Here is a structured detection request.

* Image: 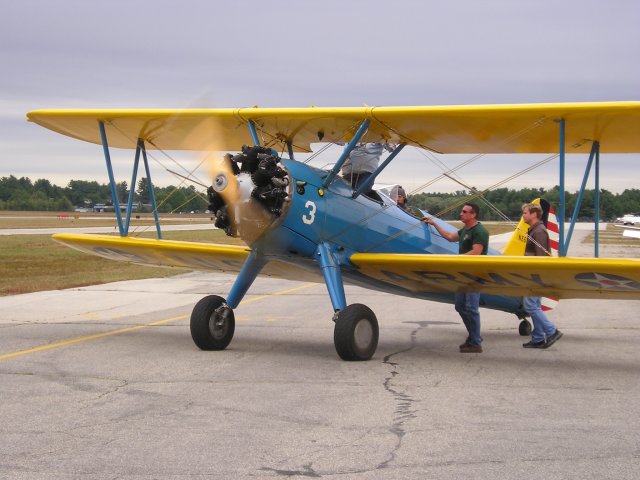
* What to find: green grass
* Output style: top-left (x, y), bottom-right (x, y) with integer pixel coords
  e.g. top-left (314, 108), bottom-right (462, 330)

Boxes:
top-left (0, 229), bottom-right (244, 296)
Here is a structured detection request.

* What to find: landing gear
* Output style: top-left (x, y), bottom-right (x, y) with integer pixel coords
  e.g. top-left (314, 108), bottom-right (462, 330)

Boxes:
top-left (519, 319), bottom-right (532, 336)
top-left (333, 304), bottom-right (379, 361)
top-left (190, 295), bottom-right (235, 350)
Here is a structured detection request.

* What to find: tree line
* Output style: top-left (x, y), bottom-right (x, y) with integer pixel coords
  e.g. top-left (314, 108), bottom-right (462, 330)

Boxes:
top-left (2, 174), bottom-right (640, 220)
top-left (410, 186), bottom-right (640, 221)
top-left (0, 176), bottom-right (207, 213)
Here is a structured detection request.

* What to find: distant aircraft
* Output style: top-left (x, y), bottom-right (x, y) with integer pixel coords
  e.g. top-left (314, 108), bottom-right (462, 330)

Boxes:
top-left (27, 102), bottom-right (640, 360)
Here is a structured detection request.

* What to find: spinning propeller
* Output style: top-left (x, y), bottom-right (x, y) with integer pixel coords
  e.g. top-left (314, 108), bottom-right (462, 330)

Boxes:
top-left (179, 115), bottom-right (291, 245)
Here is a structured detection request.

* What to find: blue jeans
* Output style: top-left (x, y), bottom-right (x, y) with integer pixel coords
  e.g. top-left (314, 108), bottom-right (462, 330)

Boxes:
top-left (455, 291), bottom-right (482, 345)
top-left (343, 172), bottom-right (382, 202)
top-left (344, 171), bottom-right (373, 189)
top-left (523, 296), bottom-right (557, 342)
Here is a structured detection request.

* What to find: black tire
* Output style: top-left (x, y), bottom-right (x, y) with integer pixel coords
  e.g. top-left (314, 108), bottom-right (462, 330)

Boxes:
top-left (190, 295), bottom-right (235, 350)
top-left (519, 319), bottom-right (532, 336)
top-left (333, 304), bottom-right (379, 361)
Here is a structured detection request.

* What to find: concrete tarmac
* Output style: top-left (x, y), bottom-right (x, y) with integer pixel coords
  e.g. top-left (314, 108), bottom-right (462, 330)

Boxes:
top-left (2, 229), bottom-right (640, 479)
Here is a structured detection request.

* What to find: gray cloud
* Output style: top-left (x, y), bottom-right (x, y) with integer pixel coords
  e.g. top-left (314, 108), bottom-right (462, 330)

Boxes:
top-left (2, 0), bottom-right (639, 192)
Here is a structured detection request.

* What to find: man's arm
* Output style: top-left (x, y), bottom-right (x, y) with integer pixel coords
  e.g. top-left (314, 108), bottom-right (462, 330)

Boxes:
top-left (466, 244), bottom-right (484, 255)
top-left (466, 225), bottom-right (489, 255)
top-left (530, 228), bottom-right (550, 256)
top-left (422, 217), bottom-right (459, 242)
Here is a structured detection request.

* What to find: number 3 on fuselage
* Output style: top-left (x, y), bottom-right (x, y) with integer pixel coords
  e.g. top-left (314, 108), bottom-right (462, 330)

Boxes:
top-left (302, 200), bottom-right (316, 225)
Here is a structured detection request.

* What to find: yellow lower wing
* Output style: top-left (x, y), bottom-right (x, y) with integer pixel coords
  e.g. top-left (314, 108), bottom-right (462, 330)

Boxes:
top-left (351, 253), bottom-right (640, 300)
top-left (52, 233), bottom-right (322, 282)
top-left (53, 234), bottom-right (640, 300)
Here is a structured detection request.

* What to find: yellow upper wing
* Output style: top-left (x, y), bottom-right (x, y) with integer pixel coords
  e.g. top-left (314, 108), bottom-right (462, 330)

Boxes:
top-left (350, 253), bottom-right (640, 300)
top-left (52, 233), bottom-right (322, 283)
top-left (27, 102), bottom-right (640, 154)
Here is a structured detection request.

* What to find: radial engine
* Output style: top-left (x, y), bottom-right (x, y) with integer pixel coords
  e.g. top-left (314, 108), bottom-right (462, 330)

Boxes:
top-left (206, 145), bottom-right (291, 244)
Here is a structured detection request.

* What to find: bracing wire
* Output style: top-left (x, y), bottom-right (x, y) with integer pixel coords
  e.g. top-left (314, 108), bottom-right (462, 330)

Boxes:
top-left (106, 121), bottom-right (212, 235)
top-left (363, 144), bottom-right (572, 252)
top-left (432, 153), bottom-right (559, 219)
top-left (405, 118), bottom-right (548, 196)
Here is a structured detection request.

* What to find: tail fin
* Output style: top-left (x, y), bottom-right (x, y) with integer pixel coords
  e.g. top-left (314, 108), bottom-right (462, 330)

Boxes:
top-left (502, 198), bottom-right (559, 311)
top-left (502, 198), bottom-right (558, 256)
top-left (539, 198), bottom-right (559, 257)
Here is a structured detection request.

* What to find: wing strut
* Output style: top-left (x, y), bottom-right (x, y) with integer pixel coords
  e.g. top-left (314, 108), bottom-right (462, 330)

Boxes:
top-left (97, 121), bottom-right (162, 238)
top-left (132, 140), bottom-right (163, 239)
top-left (248, 120), bottom-right (261, 145)
top-left (565, 141), bottom-right (600, 256)
top-left (558, 119), bottom-right (566, 256)
top-left (322, 120), bottom-right (370, 188)
top-left (557, 117), bottom-right (601, 257)
top-left (98, 121), bottom-right (124, 236)
top-left (286, 141), bottom-right (295, 160)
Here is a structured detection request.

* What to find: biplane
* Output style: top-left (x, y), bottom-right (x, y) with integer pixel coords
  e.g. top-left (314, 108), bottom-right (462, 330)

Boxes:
top-left (27, 102), bottom-right (640, 360)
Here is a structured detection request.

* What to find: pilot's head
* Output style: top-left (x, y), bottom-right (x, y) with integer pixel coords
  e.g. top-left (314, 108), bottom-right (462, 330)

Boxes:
top-left (392, 186), bottom-right (407, 208)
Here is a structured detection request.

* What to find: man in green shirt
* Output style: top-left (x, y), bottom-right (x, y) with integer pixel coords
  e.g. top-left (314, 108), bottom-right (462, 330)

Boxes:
top-left (423, 202), bottom-right (489, 353)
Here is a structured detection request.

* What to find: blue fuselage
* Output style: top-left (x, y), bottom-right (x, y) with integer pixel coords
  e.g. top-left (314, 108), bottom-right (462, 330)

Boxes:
top-left (256, 159), bottom-right (523, 316)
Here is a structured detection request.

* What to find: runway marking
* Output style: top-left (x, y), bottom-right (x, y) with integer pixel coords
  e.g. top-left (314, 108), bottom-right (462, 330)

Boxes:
top-left (0, 283), bottom-right (317, 362)
top-left (0, 315), bottom-right (187, 361)
top-left (240, 283), bottom-right (317, 305)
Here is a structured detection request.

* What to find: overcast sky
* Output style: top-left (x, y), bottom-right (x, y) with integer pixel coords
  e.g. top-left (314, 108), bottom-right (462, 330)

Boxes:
top-left (2, 0), bottom-right (639, 194)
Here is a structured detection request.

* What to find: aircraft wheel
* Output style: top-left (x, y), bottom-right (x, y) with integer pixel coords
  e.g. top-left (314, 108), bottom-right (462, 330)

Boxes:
top-left (333, 304), bottom-right (379, 361)
top-left (519, 319), bottom-right (532, 336)
top-left (190, 295), bottom-right (235, 350)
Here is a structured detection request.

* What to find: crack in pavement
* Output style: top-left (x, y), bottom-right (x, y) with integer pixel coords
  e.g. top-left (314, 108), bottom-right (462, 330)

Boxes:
top-left (377, 323), bottom-right (421, 470)
top-left (377, 320), bottom-right (457, 470)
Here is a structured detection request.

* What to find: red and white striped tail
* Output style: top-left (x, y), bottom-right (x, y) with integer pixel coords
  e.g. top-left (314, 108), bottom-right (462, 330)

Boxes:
top-left (546, 205), bottom-right (559, 257)
top-left (542, 203), bottom-right (559, 311)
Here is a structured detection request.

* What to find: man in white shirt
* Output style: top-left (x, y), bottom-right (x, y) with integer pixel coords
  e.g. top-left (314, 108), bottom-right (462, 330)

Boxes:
top-left (342, 143), bottom-right (393, 202)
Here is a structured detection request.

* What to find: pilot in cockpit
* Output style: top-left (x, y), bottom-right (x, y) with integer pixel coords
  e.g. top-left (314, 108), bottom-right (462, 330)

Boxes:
top-left (390, 185), bottom-right (420, 216)
top-left (341, 143), bottom-right (394, 202)
top-left (390, 185), bottom-right (408, 210)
